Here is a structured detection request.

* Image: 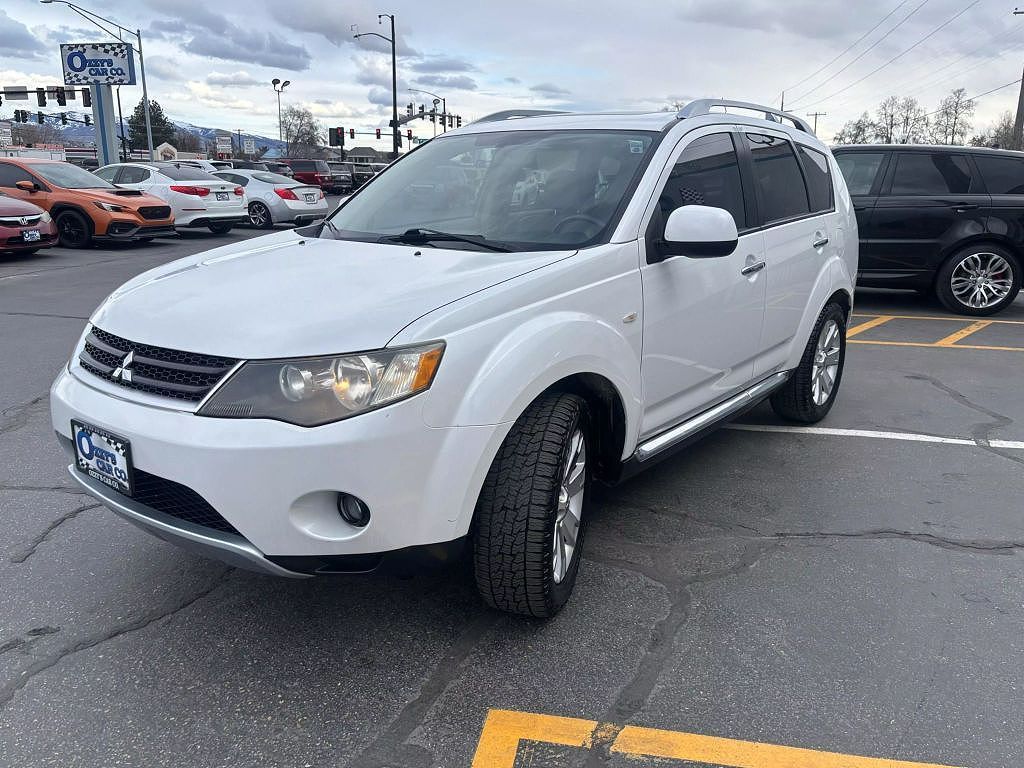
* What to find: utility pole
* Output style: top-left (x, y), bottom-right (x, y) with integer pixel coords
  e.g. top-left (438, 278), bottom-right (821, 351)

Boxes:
top-left (354, 14), bottom-right (400, 159)
top-left (1012, 10), bottom-right (1023, 149)
top-left (806, 111), bottom-right (826, 133)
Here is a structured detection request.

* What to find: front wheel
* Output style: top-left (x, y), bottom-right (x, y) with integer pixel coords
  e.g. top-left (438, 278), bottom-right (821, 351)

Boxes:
top-left (208, 222), bottom-right (233, 235)
top-left (55, 210), bottom-right (91, 249)
top-left (935, 246), bottom-right (1021, 316)
top-left (473, 393), bottom-right (590, 618)
top-left (770, 302), bottom-right (847, 423)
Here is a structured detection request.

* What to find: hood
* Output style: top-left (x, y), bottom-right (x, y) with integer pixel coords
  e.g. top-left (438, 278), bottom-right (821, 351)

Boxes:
top-left (83, 187), bottom-right (153, 204)
top-left (92, 230), bottom-right (573, 359)
top-left (0, 196), bottom-right (46, 216)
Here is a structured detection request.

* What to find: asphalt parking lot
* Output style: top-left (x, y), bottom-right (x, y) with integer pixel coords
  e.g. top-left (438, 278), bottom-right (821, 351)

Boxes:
top-left (1, 228), bottom-right (1022, 768)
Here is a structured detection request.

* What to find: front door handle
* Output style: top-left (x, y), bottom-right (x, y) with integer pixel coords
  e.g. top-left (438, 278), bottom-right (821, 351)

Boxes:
top-left (741, 260), bottom-right (766, 276)
top-left (812, 236), bottom-right (829, 248)
top-left (953, 203), bottom-right (979, 213)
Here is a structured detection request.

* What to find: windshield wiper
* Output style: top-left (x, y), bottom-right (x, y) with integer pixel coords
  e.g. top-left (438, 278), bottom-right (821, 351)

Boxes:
top-left (380, 228), bottom-right (511, 252)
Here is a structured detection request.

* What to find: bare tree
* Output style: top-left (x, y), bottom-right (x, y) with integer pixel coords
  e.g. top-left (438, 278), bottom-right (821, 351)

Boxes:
top-left (833, 111), bottom-right (877, 144)
top-left (930, 88), bottom-right (975, 145)
top-left (969, 111), bottom-right (1016, 148)
top-left (893, 97), bottom-right (929, 144)
top-left (875, 96), bottom-right (899, 143)
top-left (173, 129), bottom-right (202, 153)
top-left (11, 121), bottom-right (61, 146)
top-left (280, 105), bottom-right (324, 158)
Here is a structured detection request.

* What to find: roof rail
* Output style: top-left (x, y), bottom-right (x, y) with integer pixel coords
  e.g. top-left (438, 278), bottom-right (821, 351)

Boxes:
top-left (678, 99), bottom-right (814, 135)
top-left (474, 109), bottom-right (569, 124)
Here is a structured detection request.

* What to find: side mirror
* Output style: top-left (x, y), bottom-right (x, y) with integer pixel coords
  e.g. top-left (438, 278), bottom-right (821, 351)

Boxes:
top-left (15, 180), bottom-right (38, 192)
top-left (661, 205), bottom-right (738, 259)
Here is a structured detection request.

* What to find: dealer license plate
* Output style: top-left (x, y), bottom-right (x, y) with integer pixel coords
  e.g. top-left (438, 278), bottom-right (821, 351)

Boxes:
top-left (71, 420), bottom-right (133, 496)
top-left (216, 192), bottom-right (228, 201)
top-left (22, 229), bottom-right (40, 242)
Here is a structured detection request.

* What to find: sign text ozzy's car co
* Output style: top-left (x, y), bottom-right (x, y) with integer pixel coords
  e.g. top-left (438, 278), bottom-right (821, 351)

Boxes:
top-left (60, 43), bottom-right (137, 86)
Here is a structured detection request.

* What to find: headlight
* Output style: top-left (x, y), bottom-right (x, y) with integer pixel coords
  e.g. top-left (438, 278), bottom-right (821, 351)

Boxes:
top-left (198, 342), bottom-right (444, 427)
top-left (93, 201), bottom-right (126, 212)
top-left (40, 211), bottom-right (52, 224)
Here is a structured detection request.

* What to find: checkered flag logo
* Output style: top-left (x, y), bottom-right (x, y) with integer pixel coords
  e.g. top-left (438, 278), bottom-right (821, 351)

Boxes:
top-left (61, 43), bottom-right (134, 85)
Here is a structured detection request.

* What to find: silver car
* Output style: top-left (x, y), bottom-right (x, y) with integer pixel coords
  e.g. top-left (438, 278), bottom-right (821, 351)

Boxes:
top-left (213, 169), bottom-right (329, 229)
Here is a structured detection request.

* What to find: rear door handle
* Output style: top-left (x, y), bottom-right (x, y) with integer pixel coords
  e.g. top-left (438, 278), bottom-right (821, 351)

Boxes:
top-left (812, 236), bottom-right (829, 248)
top-left (741, 260), bottom-right (766, 276)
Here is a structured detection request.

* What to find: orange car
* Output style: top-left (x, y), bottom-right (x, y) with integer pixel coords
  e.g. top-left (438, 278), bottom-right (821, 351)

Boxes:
top-left (0, 158), bottom-right (175, 248)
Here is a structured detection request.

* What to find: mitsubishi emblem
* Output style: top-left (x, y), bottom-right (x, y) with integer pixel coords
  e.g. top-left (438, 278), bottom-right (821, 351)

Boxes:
top-left (112, 350), bottom-right (135, 383)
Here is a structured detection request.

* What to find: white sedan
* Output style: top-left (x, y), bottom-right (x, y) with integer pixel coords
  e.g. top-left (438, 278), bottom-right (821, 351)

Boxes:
top-left (94, 162), bottom-right (249, 234)
top-left (213, 169), bottom-right (329, 228)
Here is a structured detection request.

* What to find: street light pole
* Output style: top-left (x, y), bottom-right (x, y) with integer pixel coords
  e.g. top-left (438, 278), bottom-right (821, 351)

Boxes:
top-left (40, 0), bottom-right (155, 160)
top-left (408, 87), bottom-right (446, 134)
top-left (354, 13), bottom-right (400, 159)
top-left (272, 78), bottom-right (290, 153)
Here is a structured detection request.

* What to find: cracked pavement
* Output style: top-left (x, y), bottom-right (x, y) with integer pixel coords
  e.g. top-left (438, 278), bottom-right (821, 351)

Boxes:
top-left (2, 233), bottom-right (1023, 767)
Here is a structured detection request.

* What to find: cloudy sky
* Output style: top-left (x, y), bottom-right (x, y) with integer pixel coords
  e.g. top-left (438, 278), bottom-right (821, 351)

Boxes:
top-left (1, 0), bottom-right (1021, 147)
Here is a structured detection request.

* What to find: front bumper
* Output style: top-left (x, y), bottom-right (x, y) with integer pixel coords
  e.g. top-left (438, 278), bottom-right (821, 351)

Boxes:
top-left (94, 222), bottom-right (177, 241)
top-left (50, 366), bottom-right (500, 572)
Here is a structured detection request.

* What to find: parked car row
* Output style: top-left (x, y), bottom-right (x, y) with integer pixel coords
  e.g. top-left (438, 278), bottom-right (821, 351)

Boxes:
top-left (0, 157), bottom-right (330, 251)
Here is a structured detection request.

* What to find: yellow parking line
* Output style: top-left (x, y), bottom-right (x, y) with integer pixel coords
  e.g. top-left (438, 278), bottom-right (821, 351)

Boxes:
top-left (934, 320), bottom-right (992, 347)
top-left (472, 709), bottom-right (961, 768)
top-left (852, 312), bottom-right (1024, 326)
top-left (849, 339), bottom-right (1024, 352)
top-left (847, 315), bottom-right (895, 337)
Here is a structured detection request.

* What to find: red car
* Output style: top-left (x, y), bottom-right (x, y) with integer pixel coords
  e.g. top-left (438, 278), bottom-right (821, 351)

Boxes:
top-left (280, 159), bottom-right (333, 191)
top-left (0, 193), bottom-right (57, 255)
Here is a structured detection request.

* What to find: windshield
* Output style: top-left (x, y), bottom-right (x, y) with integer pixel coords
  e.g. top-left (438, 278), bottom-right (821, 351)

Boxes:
top-left (32, 162), bottom-right (116, 189)
top-left (325, 129), bottom-right (657, 250)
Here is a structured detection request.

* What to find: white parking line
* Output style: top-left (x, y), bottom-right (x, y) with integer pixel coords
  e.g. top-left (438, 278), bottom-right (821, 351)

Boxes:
top-left (726, 423), bottom-right (1024, 451)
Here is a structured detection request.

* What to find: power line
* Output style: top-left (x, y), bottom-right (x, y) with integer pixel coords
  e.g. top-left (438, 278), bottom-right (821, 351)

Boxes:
top-left (791, 0), bottom-right (982, 110)
top-left (779, 0), bottom-right (912, 101)
top-left (787, 0), bottom-right (930, 105)
top-left (922, 77), bottom-right (1023, 118)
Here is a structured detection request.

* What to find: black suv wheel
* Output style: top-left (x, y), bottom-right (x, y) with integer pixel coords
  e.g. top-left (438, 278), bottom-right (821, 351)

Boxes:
top-left (936, 245), bottom-right (1021, 316)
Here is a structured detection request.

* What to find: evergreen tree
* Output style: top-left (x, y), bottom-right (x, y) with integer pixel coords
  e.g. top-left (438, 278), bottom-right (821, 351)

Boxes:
top-left (127, 98), bottom-right (175, 149)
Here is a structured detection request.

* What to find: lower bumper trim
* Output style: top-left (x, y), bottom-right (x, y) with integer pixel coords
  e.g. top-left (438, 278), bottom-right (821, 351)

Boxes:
top-left (67, 465), bottom-right (309, 578)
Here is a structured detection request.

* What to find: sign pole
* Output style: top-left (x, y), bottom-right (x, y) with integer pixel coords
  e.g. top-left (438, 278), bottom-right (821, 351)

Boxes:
top-left (135, 29), bottom-right (155, 161)
top-left (91, 84), bottom-right (119, 166)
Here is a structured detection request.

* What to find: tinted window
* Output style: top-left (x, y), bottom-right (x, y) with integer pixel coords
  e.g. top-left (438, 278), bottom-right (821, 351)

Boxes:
top-left (0, 163), bottom-right (36, 188)
top-left (116, 166), bottom-right (150, 184)
top-left (31, 162), bottom-right (115, 189)
top-left (746, 133), bottom-right (809, 223)
top-left (289, 160), bottom-right (315, 172)
top-left (214, 172), bottom-right (247, 186)
top-left (94, 167), bottom-right (118, 182)
top-left (251, 172), bottom-right (295, 185)
top-left (834, 152), bottom-right (885, 196)
top-left (974, 155), bottom-right (1024, 194)
top-left (797, 145), bottom-right (832, 213)
top-left (658, 133), bottom-right (746, 230)
top-left (891, 153), bottom-right (973, 195)
top-left (158, 165), bottom-right (222, 181)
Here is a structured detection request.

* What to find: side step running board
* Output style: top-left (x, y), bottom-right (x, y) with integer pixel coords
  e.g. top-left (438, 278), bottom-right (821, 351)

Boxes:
top-left (635, 372), bottom-right (790, 462)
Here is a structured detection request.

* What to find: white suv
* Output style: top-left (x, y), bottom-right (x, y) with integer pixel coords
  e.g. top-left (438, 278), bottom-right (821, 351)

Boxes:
top-left (51, 100), bottom-right (857, 617)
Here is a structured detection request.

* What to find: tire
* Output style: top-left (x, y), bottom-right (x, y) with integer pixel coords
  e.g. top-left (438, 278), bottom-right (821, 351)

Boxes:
top-left (770, 303), bottom-right (846, 423)
top-left (208, 222), bottom-right (234, 235)
top-left (473, 392), bottom-right (591, 618)
top-left (248, 202), bottom-right (274, 229)
top-left (935, 244), bottom-right (1021, 316)
top-left (55, 210), bottom-right (91, 249)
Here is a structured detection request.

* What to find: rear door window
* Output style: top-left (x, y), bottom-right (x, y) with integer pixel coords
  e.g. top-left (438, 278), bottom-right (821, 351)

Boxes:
top-left (974, 155), bottom-right (1024, 194)
top-left (834, 152), bottom-right (885, 196)
top-left (890, 153), bottom-right (975, 195)
top-left (796, 145), bottom-right (833, 213)
top-left (745, 133), bottom-right (810, 224)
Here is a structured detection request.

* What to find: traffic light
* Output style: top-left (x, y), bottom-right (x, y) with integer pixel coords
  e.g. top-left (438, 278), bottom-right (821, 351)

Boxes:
top-left (418, 104), bottom-right (424, 118)
top-left (81, 88), bottom-right (92, 108)
top-left (456, 116), bottom-right (462, 128)
top-left (37, 112), bottom-right (44, 125)
top-left (349, 128), bottom-right (354, 139)
top-left (407, 129), bottom-right (412, 140)
top-left (406, 102), bottom-right (413, 116)
top-left (84, 115), bottom-right (91, 126)
top-left (55, 88), bottom-right (66, 107)
top-left (36, 88), bottom-right (46, 107)
top-left (60, 112), bottom-right (67, 125)
top-left (448, 114), bottom-right (454, 128)
top-left (429, 109), bottom-right (435, 123)
top-left (375, 128), bottom-right (381, 139)
top-left (328, 127), bottom-right (341, 146)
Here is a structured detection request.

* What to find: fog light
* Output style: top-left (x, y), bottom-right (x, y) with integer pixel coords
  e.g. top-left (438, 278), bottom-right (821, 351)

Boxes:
top-left (336, 492), bottom-right (370, 527)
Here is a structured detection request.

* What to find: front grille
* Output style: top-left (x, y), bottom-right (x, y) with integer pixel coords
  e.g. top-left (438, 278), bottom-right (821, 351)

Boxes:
top-left (131, 468), bottom-right (241, 536)
top-left (79, 326), bottom-right (238, 403)
top-left (0, 215), bottom-right (42, 226)
top-left (138, 205), bottom-right (171, 220)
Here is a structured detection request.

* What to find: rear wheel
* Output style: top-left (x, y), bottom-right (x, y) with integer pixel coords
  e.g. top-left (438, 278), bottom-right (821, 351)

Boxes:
top-left (770, 302), bottom-right (846, 423)
top-left (473, 393), bottom-right (590, 618)
top-left (935, 245), bottom-right (1021, 316)
top-left (55, 210), bottom-right (91, 249)
top-left (248, 202), bottom-right (274, 229)
top-left (208, 222), bottom-right (234, 235)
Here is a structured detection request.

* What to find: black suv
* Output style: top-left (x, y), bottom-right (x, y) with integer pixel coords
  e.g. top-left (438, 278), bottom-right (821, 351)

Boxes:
top-left (834, 145), bottom-right (1023, 315)
top-left (326, 161), bottom-right (355, 194)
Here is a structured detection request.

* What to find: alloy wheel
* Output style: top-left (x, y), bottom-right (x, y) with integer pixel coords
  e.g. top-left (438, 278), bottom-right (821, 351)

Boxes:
top-left (553, 428), bottom-right (586, 584)
top-left (811, 319), bottom-right (841, 406)
top-left (249, 203), bottom-right (269, 227)
top-left (950, 252), bottom-right (1013, 309)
